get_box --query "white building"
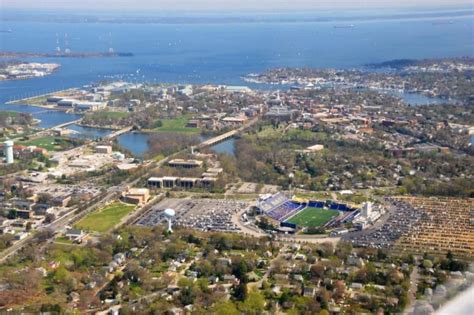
[353,202,383,229]
[4,140,14,164]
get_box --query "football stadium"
[257,192,358,231]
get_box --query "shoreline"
[6,88,77,105]
[76,123,120,131]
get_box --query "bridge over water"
[198,117,259,148]
[104,126,134,139]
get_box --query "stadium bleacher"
[258,192,289,213]
[308,201,325,208]
[267,201,304,221]
[308,200,354,212]
[258,193,306,222]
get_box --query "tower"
[55,33,61,53]
[4,140,14,164]
[164,208,176,233]
[64,33,71,54]
[108,32,114,54]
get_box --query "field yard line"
[282,205,307,222]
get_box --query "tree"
[213,301,240,315]
[335,241,352,260]
[0,234,14,251]
[52,266,71,285]
[7,209,17,219]
[35,229,55,242]
[40,304,62,314]
[179,286,195,306]
[45,213,56,223]
[310,263,326,279]
[233,282,247,301]
[37,193,53,204]
[422,259,433,269]
[233,260,248,282]
[333,280,346,300]
[238,291,265,314]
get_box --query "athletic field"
[286,207,338,227]
[74,202,136,233]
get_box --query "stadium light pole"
[288,172,295,197]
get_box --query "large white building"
[353,202,383,229]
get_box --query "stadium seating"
[267,201,303,221]
[308,201,325,208]
[308,200,354,211]
[258,192,289,213]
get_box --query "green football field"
[286,207,338,227]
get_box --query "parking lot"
[346,197,424,248]
[27,183,102,198]
[135,198,250,232]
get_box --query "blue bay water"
[0,11,473,150]
[1,14,472,104]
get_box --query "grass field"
[89,111,130,120]
[155,116,200,133]
[19,136,63,151]
[54,236,74,245]
[286,207,338,227]
[0,111,20,118]
[74,202,136,233]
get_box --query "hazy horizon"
[2,0,473,12]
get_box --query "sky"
[2,0,473,12]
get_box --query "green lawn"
[89,111,130,120]
[19,136,63,151]
[54,236,74,245]
[295,192,332,200]
[336,192,369,205]
[0,111,20,118]
[74,202,136,233]
[286,207,338,227]
[155,116,200,133]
